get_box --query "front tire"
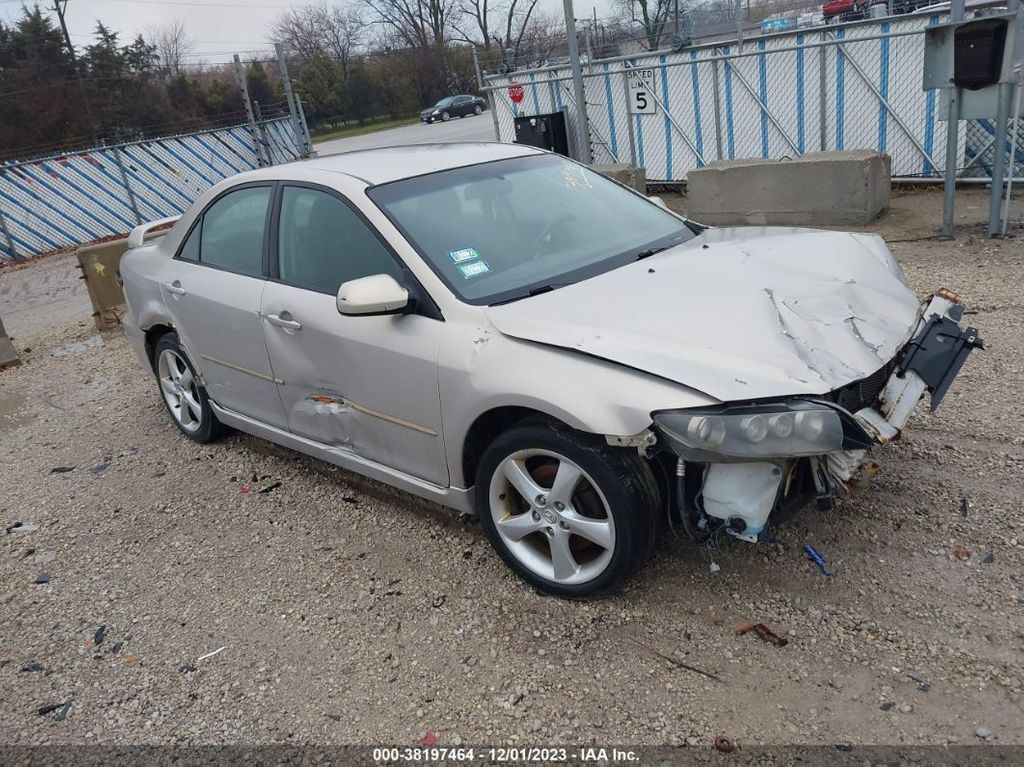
[475,420,658,597]
[441,111,451,122]
[153,333,224,443]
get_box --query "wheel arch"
[143,322,176,369]
[460,405,578,491]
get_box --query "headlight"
[654,400,845,460]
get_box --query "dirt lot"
[0,188,1022,751]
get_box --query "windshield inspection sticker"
[458,260,491,278]
[449,247,480,263]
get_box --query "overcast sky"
[0,0,624,64]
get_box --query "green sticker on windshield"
[449,247,480,263]
[458,260,491,278]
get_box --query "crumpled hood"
[486,227,921,402]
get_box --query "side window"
[179,222,200,261]
[199,186,271,277]
[277,186,402,295]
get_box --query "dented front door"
[260,282,448,485]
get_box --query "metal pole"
[112,146,142,224]
[563,0,593,164]
[621,70,638,166]
[711,57,725,160]
[0,205,17,261]
[819,31,828,151]
[234,54,268,168]
[988,0,1019,236]
[275,43,307,158]
[735,0,744,51]
[475,47,503,142]
[989,82,1012,235]
[942,0,966,237]
[486,91,503,141]
[472,46,484,89]
[294,94,314,156]
[252,101,275,163]
[1001,81,1022,236]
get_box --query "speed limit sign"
[627,69,656,114]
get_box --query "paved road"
[315,111,498,156]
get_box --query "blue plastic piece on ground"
[803,544,833,577]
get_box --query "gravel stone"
[0,188,1022,746]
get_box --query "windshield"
[434,97,455,107]
[368,154,696,305]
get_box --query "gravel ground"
[0,188,1022,750]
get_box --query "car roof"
[284,142,544,185]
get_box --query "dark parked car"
[420,95,487,123]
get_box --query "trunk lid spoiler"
[127,215,181,248]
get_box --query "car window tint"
[199,186,270,277]
[278,186,402,294]
[179,221,200,261]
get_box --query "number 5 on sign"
[628,69,656,114]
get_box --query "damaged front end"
[651,289,983,544]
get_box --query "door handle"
[162,281,186,296]
[265,313,302,331]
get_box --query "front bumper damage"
[661,289,983,543]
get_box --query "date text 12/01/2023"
[371,746,639,762]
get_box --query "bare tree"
[497,0,539,54]
[453,0,539,55]
[615,0,675,51]
[509,10,564,68]
[146,19,194,78]
[272,3,366,74]
[361,0,458,50]
[457,0,493,49]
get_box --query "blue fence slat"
[0,117,298,260]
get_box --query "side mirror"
[337,274,410,316]
[648,195,668,210]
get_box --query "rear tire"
[475,420,658,598]
[474,105,483,115]
[152,333,225,444]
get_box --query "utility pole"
[275,43,309,159]
[563,0,593,164]
[51,0,96,138]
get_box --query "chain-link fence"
[480,8,1023,185]
[0,116,303,261]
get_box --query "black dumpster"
[513,111,570,157]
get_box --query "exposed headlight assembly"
[653,401,846,461]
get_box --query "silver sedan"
[120,143,981,597]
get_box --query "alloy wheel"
[157,348,202,433]
[488,449,615,585]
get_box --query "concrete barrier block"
[0,316,19,369]
[594,163,647,195]
[686,150,891,226]
[77,237,132,331]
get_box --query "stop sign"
[508,84,524,104]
